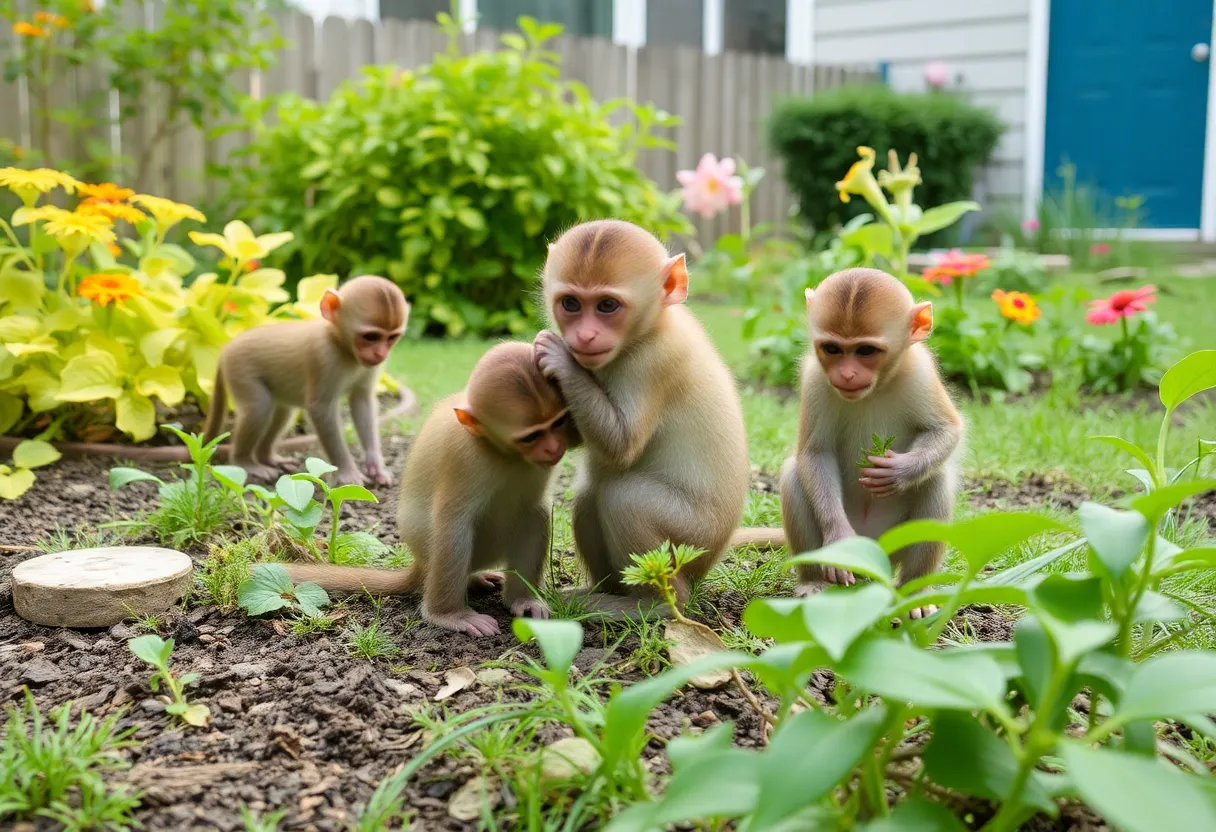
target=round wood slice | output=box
[12,547,193,629]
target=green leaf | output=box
[328,484,378,504]
[1155,546,1216,576]
[1013,616,1055,709]
[1078,501,1148,578]
[1060,743,1216,832]
[282,504,323,530]
[513,618,584,682]
[0,391,22,435]
[1028,574,1104,622]
[747,707,889,829]
[880,513,1068,576]
[293,582,330,618]
[983,539,1087,587]
[924,711,1057,814]
[56,352,122,402]
[1089,435,1158,482]
[743,598,814,643]
[1114,650,1216,725]
[237,564,296,616]
[616,748,760,830]
[840,223,894,260]
[1038,616,1117,665]
[210,465,248,493]
[455,207,486,232]
[12,439,60,470]
[1132,479,1216,527]
[109,467,164,490]
[744,643,829,695]
[376,187,404,208]
[911,201,980,236]
[796,583,894,661]
[837,639,1008,714]
[1132,589,1188,623]
[858,797,969,832]
[785,537,893,586]
[1159,349,1216,411]
[129,634,171,668]
[275,475,314,511]
[305,457,338,477]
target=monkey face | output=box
[353,329,401,367]
[815,339,886,401]
[511,410,572,467]
[551,291,628,369]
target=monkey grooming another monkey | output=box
[779,267,963,618]
[283,342,574,636]
[203,275,408,486]
[534,219,751,607]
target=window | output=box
[476,0,614,37]
[722,0,786,55]
[646,0,704,49]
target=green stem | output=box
[0,218,39,271]
[953,278,964,311]
[56,252,78,295]
[1119,533,1159,656]
[739,186,751,245]
[1154,407,1174,488]
[328,500,342,560]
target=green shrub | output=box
[769,85,1004,235]
[227,15,689,336]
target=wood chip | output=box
[434,667,476,701]
[448,776,500,821]
[665,620,731,690]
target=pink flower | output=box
[922,248,991,285]
[1090,242,1111,256]
[1022,218,1040,233]
[676,153,744,218]
[1085,285,1156,325]
[924,61,950,88]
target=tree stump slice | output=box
[12,547,193,628]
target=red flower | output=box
[1086,285,1155,325]
[1090,242,1111,256]
[922,249,991,285]
[247,259,260,271]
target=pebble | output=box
[215,695,244,713]
[248,701,276,716]
[230,662,270,680]
[21,657,62,685]
[57,632,92,651]
[140,698,167,714]
[91,638,114,653]
[382,678,420,698]
[199,634,216,644]
[109,623,137,640]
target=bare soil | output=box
[0,435,1148,831]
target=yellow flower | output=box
[992,290,1041,325]
[14,204,115,252]
[12,21,49,38]
[33,11,69,27]
[78,272,142,307]
[129,194,206,232]
[79,182,135,202]
[0,167,82,204]
[189,221,293,266]
[78,200,147,225]
[835,146,889,214]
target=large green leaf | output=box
[275,475,315,511]
[1061,743,1216,832]
[924,711,1057,814]
[744,598,814,643]
[1155,546,1216,576]
[1088,436,1157,482]
[1132,480,1216,527]
[305,457,338,477]
[837,639,1008,714]
[0,391,22,435]
[1028,574,1104,622]
[911,201,980,236]
[11,439,61,470]
[744,643,829,695]
[1131,590,1188,624]
[293,582,330,618]
[135,364,186,406]
[797,583,894,660]
[858,797,968,832]
[879,513,1067,576]
[1013,617,1055,710]
[1114,650,1216,725]
[210,465,248,493]
[329,484,378,504]
[614,748,760,830]
[237,564,295,616]
[55,352,122,402]
[785,537,893,586]
[1078,501,1148,578]
[282,504,323,530]
[513,618,584,684]
[129,634,172,668]
[1159,349,1216,411]
[115,391,157,442]
[109,467,164,490]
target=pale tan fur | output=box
[538,220,750,607]
[283,342,567,636]
[203,275,408,486]
[779,268,964,611]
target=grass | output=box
[345,619,402,661]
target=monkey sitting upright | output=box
[779,267,965,618]
[203,275,409,486]
[283,342,577,636]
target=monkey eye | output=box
[361,332,382,343]
[519,430,543,444]
[551,413,568,429]
[821,343,843,356]
[596,298,621,314]
[560,296,581,314]
[855,345,881,357]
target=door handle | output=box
[1193,42,1210,62]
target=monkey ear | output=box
[910,301,934,342]
[661,254,689,307]
[319,289,341,323]
[453,405,483,437]
[804,288,816,309]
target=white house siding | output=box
[812,0,1032,215]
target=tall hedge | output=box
[768,85,1004,234]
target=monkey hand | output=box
[533,330,576,382]
[859,450,918,498]
[510,597,551,620]
[335,466,368,486]
[365,457,393,486]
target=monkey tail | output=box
[729,527,786,550]
[202,366,228,443]
[278,563,424,596]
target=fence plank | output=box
[317,16,352,101]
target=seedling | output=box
[856,433,896,466]
[128,634,211,727]
[345,619,401,661]
[237,563,330,618]
[272,457,379,560]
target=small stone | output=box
[199,634,216,644]
[109,623,137,640]
[91,638,114,653]
[196,625,216,635]
[57,632,92,651]
[140,698,167,714]
[20,641,45,654]
[66,483,95,497]
[215,695,244,713]
[246,678,262,688]
[448,776,500,821]
[382,679,420,698]
[21,658,62,685]
[248,702,276,717]
[475,668,513,687]
[230,662,270,680]
[691,709,720,727]
[540,737,600,785]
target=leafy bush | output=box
[769,85,1003,235]
[228,14,691,336]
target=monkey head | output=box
[806,267,932,401]
[454,342,573,467]
[542,220,689,370]
[319,275,410,368]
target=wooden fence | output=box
[0,8,877,242]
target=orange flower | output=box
[33,11,69,27]
[78,272,142,307]
[107,242,122,257]
[12,21,49,38]
[923,249,991,286]
[79,182,135,202]
[992,290,1041,325]
[78,200,147,225]
[224,300,240,313]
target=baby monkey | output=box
[203,275,408,486]
[283,342,575,636]
[780,268,964,618]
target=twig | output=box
[730,668,776,728]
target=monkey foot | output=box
[510,598,550,620]
[335,468,367,486]
[469,571,505,593]
[364,459,393,486]
[237,462,283,483]
[908,604,939,621]
[824,567,856,586]
[430,610,501,637]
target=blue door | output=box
[1043,0,1213,228]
